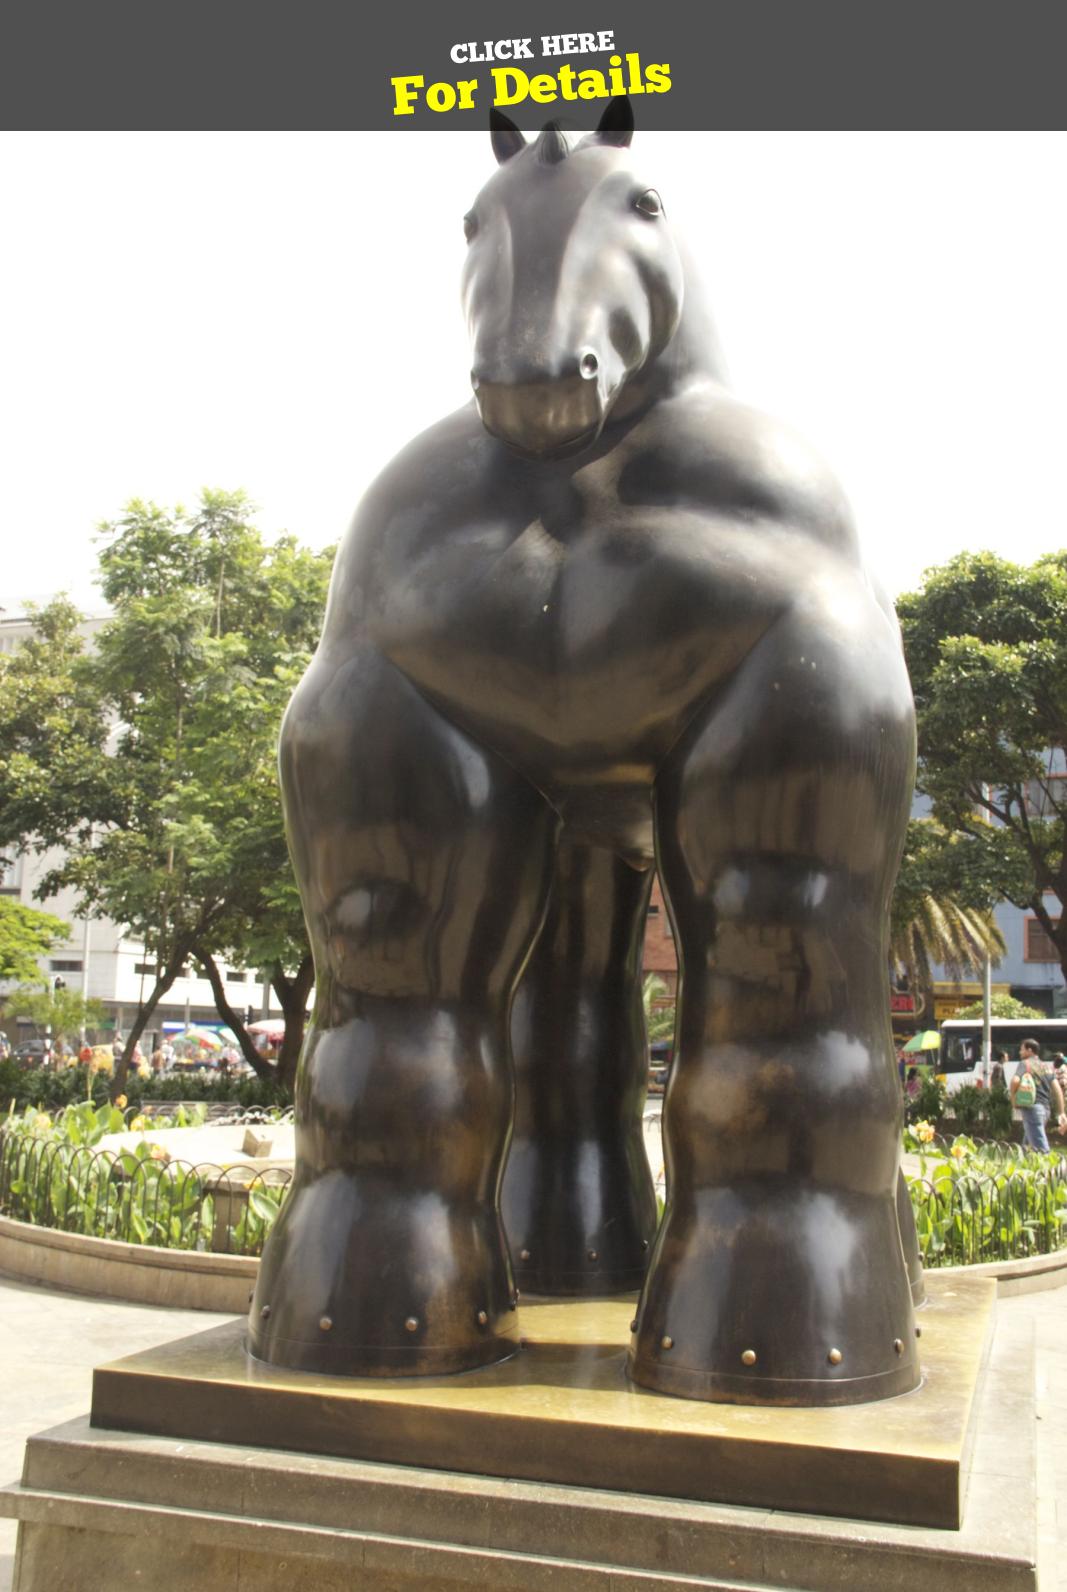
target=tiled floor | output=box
[0,1269,1063,1590]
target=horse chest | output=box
[372,482,800,775]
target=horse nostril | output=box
[579,352,599,380]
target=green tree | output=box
[898,551,1067,984]
[642,973,676,1043]
[0,492,333,1095]
[14,984,105,1045]
[0,899,69,984]
[954,992,1044,1021]
[890,818,1005,1012]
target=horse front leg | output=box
[630,588,921,1405]
[249,645,557,1376]
[503,838,659,1295]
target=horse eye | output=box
[635,189,662,219]
[463,212,478,242]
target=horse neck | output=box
[666,249,729,387]
[619,252,727,421]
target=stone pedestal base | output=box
[0,1275,1037,1591]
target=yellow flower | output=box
[148,1143,170,1163]
[34,1112,51,1131]
[130,1115,147,1132]
[915,1120,935,1144]
[115,1094,127,1109]
[950,1142,967,1160]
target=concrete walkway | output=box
[0,1271,1063,1590]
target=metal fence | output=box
[0,1125,292,1257]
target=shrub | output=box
[981,1085,1015,1138]
[950,1084,985,1133]
[0,1062,290,1117]
[907,1074,946,1126]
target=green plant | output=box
[906,1133,1067,1266]
[907,1074,946,1126]
[950,1084,985,1133]
[0,1099,288,1256]
[0,1062,291,1117]
[981,1084,1015,1138]
[954,993,1044,1021]
[642,974,676,1044]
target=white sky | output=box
[2,129,1064,611]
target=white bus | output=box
[938,1018,1067,1093]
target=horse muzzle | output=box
[472,367,608,459]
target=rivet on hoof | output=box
[828,1348,843,1366]
[587,1248,598,1262]
[741,1349,757,1366]
[477,1310,488,1326]
[404,1316,419,1333]
[260,1305,271,1320]
[629,1319,639,1332]
[915,1325,922,1339]
[520,1248,531,1262]
[641,1239,649,1250]
[661,1334,674,1350]
[893,1338,904,1355]
[319,1315,333,1332]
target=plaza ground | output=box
[0,1271,1064,1591]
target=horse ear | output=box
[490,108,526,164]
[595,95,634,147]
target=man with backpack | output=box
[1011,1039,1067,1152]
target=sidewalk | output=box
[0,1270,1063,1590]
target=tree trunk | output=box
[271,955,313,1091]
[193,947,275,1082]
[111,953,186,1100]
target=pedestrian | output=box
[1010,1039,1067,1152]
[991,1050,1008,1091]
[905,1066,921,1099]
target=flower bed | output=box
[905,1123,1067,1267]
[0,1100,290,1256]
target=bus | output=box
[938,1019,1067,1093]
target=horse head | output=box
[462,97,686,459]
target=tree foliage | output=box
[898,551,1067,984]
[0,491,333,1095]
[954,992,1045,1021]
[890,818,1005,989]
[14,985,105,1044]
[0,899,69,985]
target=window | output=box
[0,855,23,896]
[1024,774,1067,818]
[50,959,83,973]
[1025,917,1061,962]
[226,970,246,984]
[647,905,660,917]
[135,961,190,977]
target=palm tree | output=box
[889,895,1005,991]
[642,973,677,1043]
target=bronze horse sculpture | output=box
[250,102,923,1406]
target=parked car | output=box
[13,1039,50,1065]
[648,1039,672,1095]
